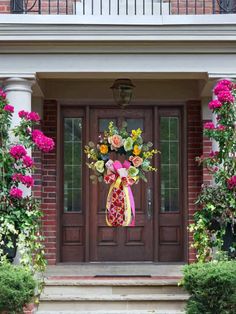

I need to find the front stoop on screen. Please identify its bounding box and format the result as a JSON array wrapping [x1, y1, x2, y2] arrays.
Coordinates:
[[37, 277, 188, 313]]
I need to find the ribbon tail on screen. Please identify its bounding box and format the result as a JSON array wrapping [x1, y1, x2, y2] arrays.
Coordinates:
[[123, 186, 132, 227], [106, 182, 115, 227], [128, 186, 135, 226]]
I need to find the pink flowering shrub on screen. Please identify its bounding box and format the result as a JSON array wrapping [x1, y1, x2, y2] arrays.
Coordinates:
[[191, 79, 236, 262], [0, 87, 54, 272]]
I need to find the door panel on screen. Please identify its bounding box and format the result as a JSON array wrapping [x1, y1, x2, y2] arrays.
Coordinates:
[[90, 108, 153, 261]]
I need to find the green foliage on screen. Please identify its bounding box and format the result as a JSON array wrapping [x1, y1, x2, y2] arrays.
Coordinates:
[[0, 262, 36, 314], [182, 261, 236, 314], [0, 90, 48, 273], [191, 80, 236, 261]]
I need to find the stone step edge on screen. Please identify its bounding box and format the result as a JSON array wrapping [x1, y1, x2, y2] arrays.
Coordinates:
[[40, 294, 189, 301], [44, 279, 182, 286], [37, 311, 185, 314]]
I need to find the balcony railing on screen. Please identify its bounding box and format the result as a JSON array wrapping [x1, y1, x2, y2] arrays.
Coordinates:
[[8, 0, 236, 15]]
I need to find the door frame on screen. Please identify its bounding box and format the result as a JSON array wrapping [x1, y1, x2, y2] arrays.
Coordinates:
[[56, 102, 188, 263]]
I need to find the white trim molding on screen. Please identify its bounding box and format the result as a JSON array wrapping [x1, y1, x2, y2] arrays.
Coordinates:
[[0, 14, 236, 42]]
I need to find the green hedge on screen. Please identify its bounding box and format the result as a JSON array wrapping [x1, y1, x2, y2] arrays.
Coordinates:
[[0, 263, 36, 314], [182, 261, 236, 314]]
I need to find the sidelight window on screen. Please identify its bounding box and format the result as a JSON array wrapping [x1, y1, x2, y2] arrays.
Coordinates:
[[64, 118, 82, 212], [160, 116, 180, 212]]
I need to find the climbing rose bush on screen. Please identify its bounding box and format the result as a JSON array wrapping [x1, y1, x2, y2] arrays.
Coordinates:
[[190, 79, 236, 261], [0, 87, 55, 272]]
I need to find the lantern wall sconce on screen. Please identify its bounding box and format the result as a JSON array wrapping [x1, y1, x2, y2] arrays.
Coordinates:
[[111, 79, 135, 108]]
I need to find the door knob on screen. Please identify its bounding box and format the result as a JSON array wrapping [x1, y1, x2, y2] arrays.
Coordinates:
[[147, 187, 152, 220]]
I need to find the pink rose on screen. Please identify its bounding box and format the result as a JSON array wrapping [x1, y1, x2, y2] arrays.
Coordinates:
[[214, 80, 233, 95], [18, 110, 29, 118], [109, 134, 123, 149], [35, 135, 55, 152], [21, 175, 34, 188], [217, 125, 226, 131], [12, 173, 23, 181], [10, 187, 23, 199], [208, 100, 222, 110], [204, 122, 215, 130], [23, 155, 34, 168], [27, 112, 40, 122], [0, 89, 6, 99], [227, 175, 236, 190], [10, 145, 27, 159], [131, 156, 143, 168], [3, 105, 14, 113], [31, 129, 44, 140], [217, 90, 234, 104]]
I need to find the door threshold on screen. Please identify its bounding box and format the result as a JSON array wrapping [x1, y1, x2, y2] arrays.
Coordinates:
[[57, 261, 186, 265]]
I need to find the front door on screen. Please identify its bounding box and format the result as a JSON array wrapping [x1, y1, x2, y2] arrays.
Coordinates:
[[60, 106, 185, 262], [90, 108, 153, 261]]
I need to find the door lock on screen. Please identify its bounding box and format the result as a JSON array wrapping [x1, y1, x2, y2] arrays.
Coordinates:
[[147, 187, 153, 220]]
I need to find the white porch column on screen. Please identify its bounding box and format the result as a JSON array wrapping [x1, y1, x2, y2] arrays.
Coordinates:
[[3, 77, 35, 130], [212, 88, 220, 152], [3, 77, 35, 197]]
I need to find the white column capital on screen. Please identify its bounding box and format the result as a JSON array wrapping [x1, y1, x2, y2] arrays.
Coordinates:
[[3, 77, 35, 94]]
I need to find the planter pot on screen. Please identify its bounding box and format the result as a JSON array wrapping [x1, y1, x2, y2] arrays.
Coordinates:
[[222, 223, 236, 258], [1, 234, 17, 263]]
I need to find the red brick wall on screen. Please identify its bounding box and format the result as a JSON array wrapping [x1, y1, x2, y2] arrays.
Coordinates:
[[0, 0, 9, 13], [41, 100, 57, 265], [187, 101, 203, 263]]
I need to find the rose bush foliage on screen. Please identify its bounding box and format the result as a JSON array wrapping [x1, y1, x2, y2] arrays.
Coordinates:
[[0, 87, 54, 272], [190, 79, 236, 261]]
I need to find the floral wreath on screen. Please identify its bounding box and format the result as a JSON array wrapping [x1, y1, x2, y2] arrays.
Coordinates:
[[85, 121, 158, 227]]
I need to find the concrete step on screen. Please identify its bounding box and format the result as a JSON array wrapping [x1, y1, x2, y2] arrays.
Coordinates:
[[38, 276, 187, 313], [42, 278, 186, 296], [38, 293, 188, 312]]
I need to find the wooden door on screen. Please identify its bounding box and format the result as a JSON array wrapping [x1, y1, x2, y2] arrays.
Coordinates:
[[59, 106, 185, 263], [89, 108, 154, 261]]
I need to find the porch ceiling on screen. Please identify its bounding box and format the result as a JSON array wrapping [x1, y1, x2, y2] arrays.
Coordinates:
[[36, 78, 204, 102]]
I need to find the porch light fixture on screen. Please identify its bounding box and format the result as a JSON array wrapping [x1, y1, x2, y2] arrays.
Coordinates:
[[111, 79, 135, 108]]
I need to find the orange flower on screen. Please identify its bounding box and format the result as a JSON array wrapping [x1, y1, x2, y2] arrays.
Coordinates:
[[133, 145, 141, 156], [100, 144, 108, 154]]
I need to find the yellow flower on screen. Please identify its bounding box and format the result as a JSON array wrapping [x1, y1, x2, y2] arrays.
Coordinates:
[[133, 145, 141, 156], [131, 128, 142, 140], [100, 144, 108, 154]]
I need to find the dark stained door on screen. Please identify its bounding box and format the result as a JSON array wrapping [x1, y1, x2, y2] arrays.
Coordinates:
[[59, 106, 185, 263], [90, 108, 154, 261]]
